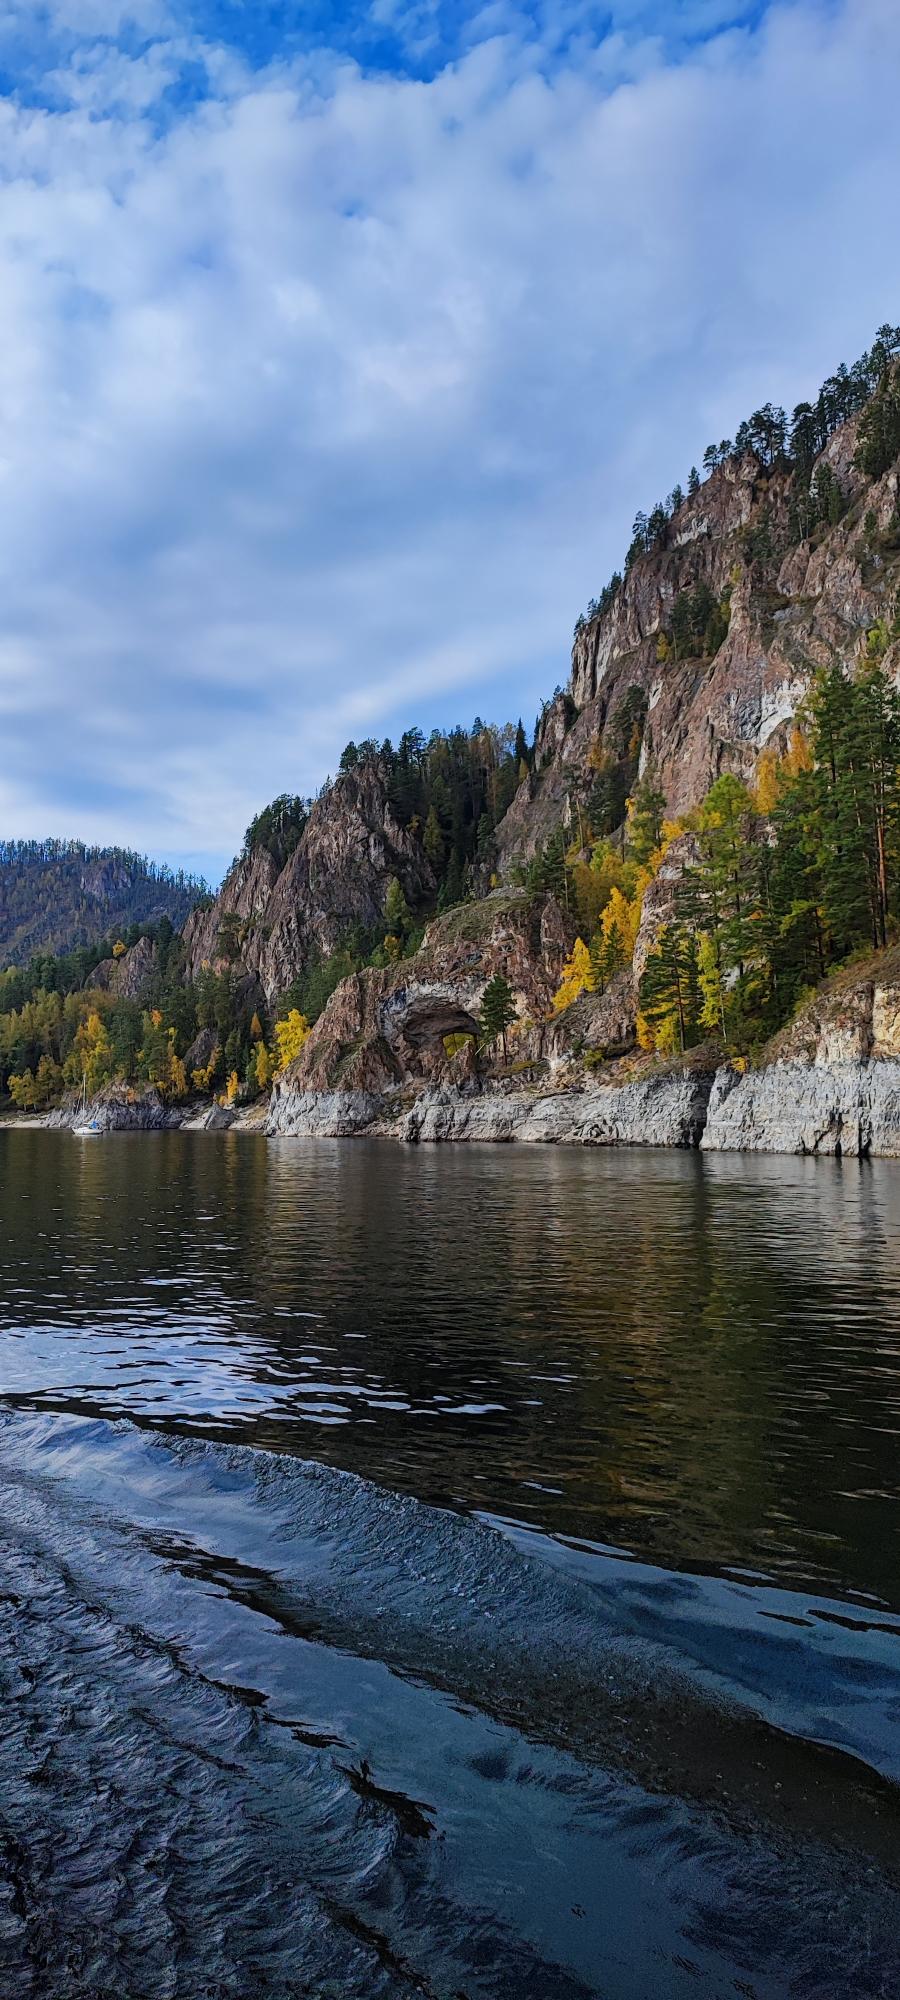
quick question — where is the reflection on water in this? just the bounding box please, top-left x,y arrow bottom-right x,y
2,1131 -> 900,1604
3,1131 -> 900,1998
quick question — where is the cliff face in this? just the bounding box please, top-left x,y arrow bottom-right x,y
90,935 -> 159,999
267,888 -> 571,1109
182,763 -> 436,1002
495,415 -> 900,867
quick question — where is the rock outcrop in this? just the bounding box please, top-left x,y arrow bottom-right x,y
265,1048 -> 900,1159
266,888 -> 573,1109
182,763 -> 436,1003
267,952 -> 900,1158
702,960 -> 900,1157
399,1071 -> 713,1147
90,936 -> 158,1000
702,1060 -> 900,1157
495,418 -> 900,869
267,1089 -> 388,1139
267,1070 -> 715,1147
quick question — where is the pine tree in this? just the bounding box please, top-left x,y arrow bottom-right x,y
626,777 -> 666,866
638,926 -> 699,1055
384,877 -> 412,937
808,663 -> 900,954
479,973 -> 516,1059
532,826 -> 570,909
437,850 -> 464,911
684,775 -> 758,978
423,805 -> 444,867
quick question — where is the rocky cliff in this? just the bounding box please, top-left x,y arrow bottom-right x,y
182,762 -> 435,1002
495,410 -> 900,866
184,367 -> 900,1051
267,887 -> 571,1103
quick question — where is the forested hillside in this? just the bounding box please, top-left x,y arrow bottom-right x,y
0,841 -> 210,965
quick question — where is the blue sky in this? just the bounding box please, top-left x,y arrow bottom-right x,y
0,0 -> 895,884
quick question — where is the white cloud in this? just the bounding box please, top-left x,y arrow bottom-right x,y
0,0 -> 897,876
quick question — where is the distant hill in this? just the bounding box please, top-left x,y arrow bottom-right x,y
0,840 -> 210,966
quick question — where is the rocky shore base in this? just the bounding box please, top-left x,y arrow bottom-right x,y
267,1057 -> 900,1159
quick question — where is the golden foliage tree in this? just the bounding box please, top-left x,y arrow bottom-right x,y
67,1010 -> 114,1093
552,938 -> 595,1012
8,1069 -> 37,1110
274,1009 -> 311,1075
35,1054 -> 63,1107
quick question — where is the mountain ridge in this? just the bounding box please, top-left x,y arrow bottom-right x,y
0,840 -> 210,967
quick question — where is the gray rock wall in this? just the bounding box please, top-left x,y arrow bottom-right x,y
267,1058 -> 900,1156
266,1089 -> 386,1138
701,1059 -> 900,1158
268,1071 -> 714,1148
400,1072 -> 713,1147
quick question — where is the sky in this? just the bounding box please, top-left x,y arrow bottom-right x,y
0,0 -> 897,883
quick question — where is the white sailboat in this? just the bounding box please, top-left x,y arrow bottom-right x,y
73,1076 -> 102,1136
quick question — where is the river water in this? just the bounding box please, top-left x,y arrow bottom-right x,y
1,1131 -> 899,1997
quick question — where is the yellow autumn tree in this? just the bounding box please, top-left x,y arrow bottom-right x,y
753,748 -> 781,815
35,1053 -> 63,1107
697,932 -> 726,1036
192,1058 -> 218,1093
599,882 -> 643,963
165,1038 -> 188,1102
754,725 -> 813,814
225,1069 -> 241,1106
67,1010 -> 114,1093
8,1069 -> 37,1110
635,1013 -> 655,1053
255,1043 -> 274,1090
274,1009 -> 311,1075
112,940 -> 127,958
571,859 -> 612,937
552,938 -> 595,1012
637,1007 -> 680,1056
784,724 -> 812,777
250,1012 -> 263,1043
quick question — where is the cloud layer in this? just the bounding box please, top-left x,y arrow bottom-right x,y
0,0 -> 897,878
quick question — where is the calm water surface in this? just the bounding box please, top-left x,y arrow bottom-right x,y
2,1132 -> 900,1998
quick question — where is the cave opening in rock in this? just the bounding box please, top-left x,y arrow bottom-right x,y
397,996 -> 480,1052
